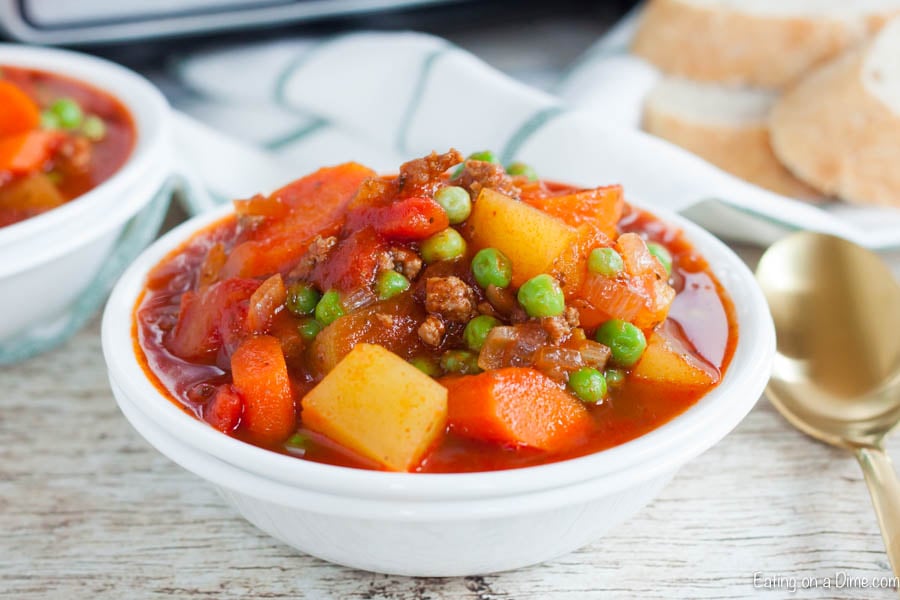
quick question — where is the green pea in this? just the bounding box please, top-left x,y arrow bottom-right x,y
420,228 -> 467,264
297,318 -> 323,341
50,98 -> 83,129
568,367 -> 608,403
467,150 -> 498,164
440,350 -> 482,374
471,248 -> 512,289
375,270 -> 410,300
647,242 -> 673,275
434,186 -> 472,224
40,111 -> 60,130
595,319 -> 647,367
315,290 -> 345,326
463,315 -> 501,352
286,433 -> 309,448
82,115 -> 107,141
452,150 -> 499,177
506,161 -> 537,181
517,274 -> 565,318
286,282 -> 321,316
588,247 -> 624,277
604,368 -> 626,388
409,356 -> 441,377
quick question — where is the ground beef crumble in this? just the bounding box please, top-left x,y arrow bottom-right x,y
425,276 -> 476,323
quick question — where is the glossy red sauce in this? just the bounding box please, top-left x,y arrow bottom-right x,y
135,200 -> 737,473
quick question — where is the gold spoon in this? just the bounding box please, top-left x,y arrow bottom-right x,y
756,232 -> 900,576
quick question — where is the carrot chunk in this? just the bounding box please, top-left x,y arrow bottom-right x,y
0,131 -> 57,174
442,367 -> 593,452
0,81 -> 40,137
521,185 -> 623,238
231,335 -> 296,444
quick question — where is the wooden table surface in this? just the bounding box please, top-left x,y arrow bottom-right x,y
3,243 -> 899,600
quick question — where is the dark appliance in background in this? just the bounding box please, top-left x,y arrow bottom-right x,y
0,0 -> 637,46
0,0 -> 469,44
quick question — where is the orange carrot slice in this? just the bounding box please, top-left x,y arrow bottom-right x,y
441,367 -> 593,452
0,81 -> 40,137
0,131 -> 57,174
522,185 -> 623,238
231,335 -> 296,444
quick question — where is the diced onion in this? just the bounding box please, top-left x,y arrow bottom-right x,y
477,322 -> 549,371
342,286 -> 378,312
477,326 -> 518,371
247,274 -> 287,334
570,339 -> 612,370
533,347 -> 583,382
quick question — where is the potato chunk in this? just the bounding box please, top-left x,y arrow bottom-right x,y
632,322 -> 719,388
301,343 -> 448,471
465,188 -> 579,287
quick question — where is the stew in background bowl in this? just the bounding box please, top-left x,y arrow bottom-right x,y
0,66 -> 135,228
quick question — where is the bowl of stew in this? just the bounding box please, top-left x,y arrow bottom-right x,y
0,44 -> 170,356
103,150 -> 774,575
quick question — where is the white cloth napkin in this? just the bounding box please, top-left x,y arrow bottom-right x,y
169,28 -> 900,250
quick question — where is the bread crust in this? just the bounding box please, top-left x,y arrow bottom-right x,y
631,0 -> 892,89
643,98 -> 821,199
770,46 -> 900,207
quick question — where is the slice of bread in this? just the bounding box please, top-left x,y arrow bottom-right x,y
770,17 -> 900,207
631,0 -> 900,89
642,77 -> 821,199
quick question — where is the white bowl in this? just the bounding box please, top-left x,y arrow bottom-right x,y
0,44 -> 171,360
102,200 -> 774,576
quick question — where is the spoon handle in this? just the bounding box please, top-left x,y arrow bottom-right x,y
856,446 -> 900,577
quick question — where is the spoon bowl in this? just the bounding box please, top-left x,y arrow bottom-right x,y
757,231 -> 900,575
758,232 -> 900,448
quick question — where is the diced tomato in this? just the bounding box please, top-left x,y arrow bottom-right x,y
223,163 -> 374,279
311,227 -> 387,294
345,196 -> 449,241
233,193 -> 289,220
167,278 -> 260,361
0,81 -> 40,137
243,163 -> 375,243
204,385 -> 243,433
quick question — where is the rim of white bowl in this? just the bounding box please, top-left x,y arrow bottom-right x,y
102,202 -> 775,502
113,375 -> 681,519
0,44 -> 171,275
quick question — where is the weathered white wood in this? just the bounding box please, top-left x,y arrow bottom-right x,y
2,245 -> 899,599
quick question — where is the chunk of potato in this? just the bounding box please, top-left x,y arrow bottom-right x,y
301,343 -> 448,471
465,188 -> 579,287
632,322 -> 719,388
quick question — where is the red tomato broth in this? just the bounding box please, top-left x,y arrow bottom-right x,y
0,66 -> 135,227
134,153 -> 738,473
